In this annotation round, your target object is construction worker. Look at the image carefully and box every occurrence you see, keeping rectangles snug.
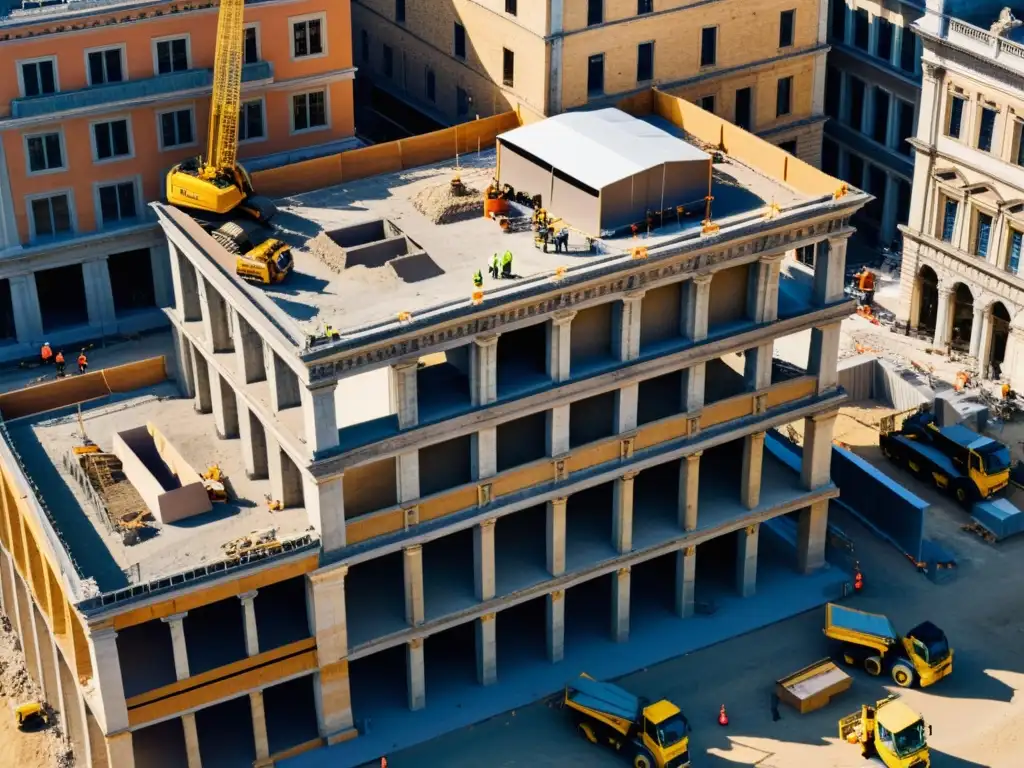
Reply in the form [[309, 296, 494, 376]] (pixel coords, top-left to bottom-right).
[[77, 349, 88, 375], [473, 270, 483, 288], [40, 341, 53, 366], [54, 350, 65, 377], [501, 250, 513, 278], [554, 227, 569, 253], [854, 267, 875, 308], [490, 253, 500, 279]]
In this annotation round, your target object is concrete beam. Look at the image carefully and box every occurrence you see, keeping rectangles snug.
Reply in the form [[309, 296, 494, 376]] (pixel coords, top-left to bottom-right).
[[233, 313, 266, 384], [470, 334, 499, 406], [404, 545, 425, 626], [736, 524, 759, 598], [306, 566, 349, 666], [614, 291, 645, 362], [547, 310, 576, 383], [546, 497, 566, 576], [250, 690, 270, 760], [801, 411, 837, 490], [675, 546, 696, 618], [683, 273, 713, 341], [614, 383, 639, 434], [9, 274, 43, 344], [197, 275, 232, 353], [240, 590, 259, 657], [210, 372, 239, 439], [302, 383, 340, 456], [682, 362, 706, 411], [611, 566, 630, 643], [678, 452, 701, 531], [812, 236, 848, 306], [407, 638, 426, 711], [83, 258, 117, 335], [546, 590, 565, 663], [397, 451, 420, 504], [471, 427, 497, 481], [304, 474, 346, 554], [809, 322, 841, 394], [797, 499, 829, 574], [741, 432, 765, 510], [161, 612, 190, 680], [392, 362, 419, 429], [546, 404, 570, 456], [475, 613, 497, 686], [238, 404, 269, 479], [744, 344, 773, 391], [612, 472, 636, 554], [474, 518, 496, 601], [86, 626, 129, 733], [182, 712, 202, 768]]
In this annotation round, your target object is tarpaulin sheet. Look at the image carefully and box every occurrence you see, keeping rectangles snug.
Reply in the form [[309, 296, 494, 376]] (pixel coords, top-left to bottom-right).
[[828, 604, 897, 641]]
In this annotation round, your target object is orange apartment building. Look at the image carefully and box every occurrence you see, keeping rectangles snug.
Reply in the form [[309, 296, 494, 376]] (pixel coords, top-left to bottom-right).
[[0, 0, 356, 363]]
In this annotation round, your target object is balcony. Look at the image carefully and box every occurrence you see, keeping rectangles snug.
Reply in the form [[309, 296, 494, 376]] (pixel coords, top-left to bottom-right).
[[917, 9, 1024, 76]]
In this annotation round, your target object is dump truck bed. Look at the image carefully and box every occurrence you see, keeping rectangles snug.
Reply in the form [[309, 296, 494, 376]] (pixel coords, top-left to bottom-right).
[[888, 435, 960, 476], [565, 675, 642, 723], [825, 603, 898, 652], [776, 658, 852, 714]]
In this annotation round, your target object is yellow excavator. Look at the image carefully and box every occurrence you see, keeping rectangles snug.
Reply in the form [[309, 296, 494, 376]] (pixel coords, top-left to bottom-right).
[[165, 0, 292, 285]]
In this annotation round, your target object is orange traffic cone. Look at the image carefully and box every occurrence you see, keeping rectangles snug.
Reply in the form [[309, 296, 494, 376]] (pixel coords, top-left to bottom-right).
[[381, 759, 388, 768], [853, 562, 864, 593], [718, 704, 729, 726]]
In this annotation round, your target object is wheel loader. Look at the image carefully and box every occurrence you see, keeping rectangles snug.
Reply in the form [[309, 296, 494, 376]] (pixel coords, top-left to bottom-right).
[[838, 695, 931, 767]]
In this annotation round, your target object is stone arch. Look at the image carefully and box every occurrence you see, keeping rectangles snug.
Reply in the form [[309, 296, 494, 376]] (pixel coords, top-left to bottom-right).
[[987, 301, 1013, 377], [911, 264, 939, 333], [948, 282, 975, 351], [932, 167, 968, 187]]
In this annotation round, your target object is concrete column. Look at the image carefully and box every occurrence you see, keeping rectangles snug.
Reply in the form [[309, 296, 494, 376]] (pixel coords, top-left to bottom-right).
[[741, 432, 765, 510], [238, 404, 268, 479], [197, 276, 232, 353], [678, 451, 701, 531], [809, 322, 842, 394], [615, 291, 645, 361], [474, 518, 496, 601], [396, 451, 420, 503], [812, 236, 849, 306], [470, 334, 499, 406], [210, 372, 239, 439], [9, 274, 43, 344], [182, 712, 202, 768], [969, 305, 986, 360], [736, 524, 759, 598], [268, 349, 302, 412], [233, 314, 265, 384], [614, 382, 639, 433], [240, 590, 259, 656], [612, 472, 636, 554], [407, 637, 426, 710], [250, 690, 270, 760], [173, 327, 195, 398], [302, 383, 340, 456], [797, 499, 829, 574], [190, 347, 212, 414], [149, 242, 174, 308], [404, 545, 425, 626], [314, 661, 354, 741], [933, 288, 953, 349], [747, 254, 783, 323], [802, 411, 837, 489], [173, 248, 203, 321], [546, 590, 565, 662], [546, 405, 570, 456], [611, 566, 630, 643], [162, 612, 190, 680], [547, 310, 576, 382], [306, 566, 349, 671], [546, 497, 567, 576], [675, 546, 696, 618], [683, 273, 713, 341], [304, 474, 345, 553], [682, 361, 706, 411], [392, 361, 419, 429], [267, 435, 303, 508], [83, 258, 117, 334], [475, 613, 497, 686], [471, 427, 497, 480], [87, 626, 129, 732], [106, 732, 136, 768], [744, 343, 774, 391]]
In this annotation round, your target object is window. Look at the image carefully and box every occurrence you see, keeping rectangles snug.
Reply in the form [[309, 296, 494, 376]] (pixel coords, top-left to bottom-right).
[[822, 137, 839, 175], [825, 65, 841, 119], [1017, 122, 1024, 166], [897, 100, 915, 156], [830, 0, 845, 41], [947, 96, 965, 138], [239, 99, 265, 142], [637, 42, 654, 83], [30, 193, 72, 239], [780, 139, 797, 155], [900, 29, 917, 74], [154, 36, 189, 75], [587, 0, 602, 26], [396, 0, 405, 23], [877, 18, 893, 62], [796, 244, 815, 265], [93, 118, 131, 161], [19, 58, 57, 98], [383, 44, 394, 78], [159, 108, 194, 149], [700, 27, 717, 67], [505, 0, 517, 15], [25, 132, 63, 173], [978, 106, 997, 152], [866, 165, 886, 223], [897, 179, 911, 225], [779, 10, 795, 48], [456, 86, 470, 117], [502, 48, 515, 87], [637, 0, 653, 14], [735, 87, 752, 130], [854, 9, 869, 50], [292, 91, 327, 132], [426, 69, 436, 102], [776, 76, 792, 117], [244, 26, 260, 65], [873, 87, 890, 144], [292, 16, 324, 58], [1009, 229, 1023, 274], [847, 153, 864, 186], [454, 22, 466, 59], [941, 198, 958, 242], [98, 180, 137, 225], [698, 94, 715, 113], [87, 47, 124, 85], [360, 30, 370, 63], [848, 76, 865, 130], [587, 54, 604, 96], [975, 211, 993, 257]]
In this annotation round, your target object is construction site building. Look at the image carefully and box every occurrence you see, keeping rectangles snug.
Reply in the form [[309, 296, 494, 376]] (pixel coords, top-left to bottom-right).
[[0, 91, 867, 768], [0, 0, 356, 364], [351, 0, 830, 166], [898, 1, 1024, 389]]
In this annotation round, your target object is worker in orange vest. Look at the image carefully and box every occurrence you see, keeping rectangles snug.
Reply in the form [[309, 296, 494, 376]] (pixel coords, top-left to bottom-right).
[[40, 341, 53, 366], [854, 268, 875, 308], [54, 350, 65, 377], [77, 350, 88, 375]]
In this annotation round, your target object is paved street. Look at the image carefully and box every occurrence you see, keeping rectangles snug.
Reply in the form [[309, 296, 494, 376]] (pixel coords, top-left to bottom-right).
[[378, 449, 1024, 768]]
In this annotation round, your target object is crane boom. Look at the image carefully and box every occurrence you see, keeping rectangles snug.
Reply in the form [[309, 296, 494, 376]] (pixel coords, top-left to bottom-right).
[[207, 0, 245, 171]]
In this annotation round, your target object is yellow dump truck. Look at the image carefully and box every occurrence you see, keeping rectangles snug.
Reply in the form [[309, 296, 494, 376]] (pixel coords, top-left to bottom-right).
[[839, 695, 931, 767], [824, 603, 953, 688], [563, 673, 691, 768]]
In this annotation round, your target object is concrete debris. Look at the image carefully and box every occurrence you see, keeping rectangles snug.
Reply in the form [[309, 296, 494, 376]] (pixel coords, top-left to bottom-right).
[[306, 232, 348, 275], [412, 180, 483, 225]]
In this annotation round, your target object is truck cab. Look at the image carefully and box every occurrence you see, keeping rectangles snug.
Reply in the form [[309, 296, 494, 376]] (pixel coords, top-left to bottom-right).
[[839, 696, 931, 768]]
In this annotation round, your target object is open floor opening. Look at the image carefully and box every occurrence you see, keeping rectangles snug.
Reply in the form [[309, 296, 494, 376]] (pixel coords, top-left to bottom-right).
[[423, 527, 476, 621], [417, 346, 471, 423], [565, 482, 615, 571], [633, 460, 681, 550], [569, 390, 616, 448], [497, 322, 549, 397], [346, 551, 405, 647], [195, 694, 256, 768], [494, 503, 547, 596], [264, 675, 319, 754], [37, 264, 88, 332], [570, 303, 615, 377], [109, 249, 157, 316], [350, 643, 407, 722]]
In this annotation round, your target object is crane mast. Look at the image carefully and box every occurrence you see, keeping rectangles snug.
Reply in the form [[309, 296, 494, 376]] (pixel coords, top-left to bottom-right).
[[207, 0, 244, 172]]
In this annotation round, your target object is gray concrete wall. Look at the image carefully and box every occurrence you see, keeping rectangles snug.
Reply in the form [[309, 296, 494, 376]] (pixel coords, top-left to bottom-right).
[[496, 411, 547, 471], [570, 303, 613, 366], [328, 219, 388, 248], [345, 457, 398, 517], [708, 263, 750, 328], [345, 238, 411, 269], [419, 435, 472, 497], [640, 283, 682, 348]]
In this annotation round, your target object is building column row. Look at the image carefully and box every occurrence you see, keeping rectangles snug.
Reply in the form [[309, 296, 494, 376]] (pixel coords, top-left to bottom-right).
[[812, 235, 850, 306], [681, 274, 713, 410], [307, 566, 355, 742], [802, 410, 838, 490]]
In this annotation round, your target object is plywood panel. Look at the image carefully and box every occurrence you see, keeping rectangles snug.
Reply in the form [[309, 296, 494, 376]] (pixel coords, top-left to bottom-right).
[[345, 508, 404, 544], [344, 458, 397, 518], [418, 486, 478, 523], [701, 394, 754, 429]]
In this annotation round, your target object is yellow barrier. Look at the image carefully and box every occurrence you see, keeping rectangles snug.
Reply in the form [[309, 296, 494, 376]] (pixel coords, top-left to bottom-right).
[[252, 112, 523, 199]]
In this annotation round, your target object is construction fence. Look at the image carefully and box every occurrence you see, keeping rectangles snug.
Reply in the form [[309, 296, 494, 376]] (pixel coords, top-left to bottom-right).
[[0, 356, 168, 421], [617, 89, 846, 200], [252, 111, 523, 199]]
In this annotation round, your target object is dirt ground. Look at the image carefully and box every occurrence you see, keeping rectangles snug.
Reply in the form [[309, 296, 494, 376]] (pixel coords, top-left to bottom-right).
[[0, 617, 73, 768]]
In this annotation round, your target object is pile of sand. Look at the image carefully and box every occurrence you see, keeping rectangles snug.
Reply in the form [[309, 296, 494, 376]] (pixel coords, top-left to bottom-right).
[[412, 180, 483, 224], [306, 232, 348, 274]]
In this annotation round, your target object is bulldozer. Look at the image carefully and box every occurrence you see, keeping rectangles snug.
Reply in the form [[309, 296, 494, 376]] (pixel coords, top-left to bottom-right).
[[212, 221, 293, 285], [838, 695, 931, 767], [202, 465, 229, 503]]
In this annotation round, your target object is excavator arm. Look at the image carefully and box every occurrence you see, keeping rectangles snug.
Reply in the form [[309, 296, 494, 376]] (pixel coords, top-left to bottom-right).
[[207, 0, 245, 174]]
